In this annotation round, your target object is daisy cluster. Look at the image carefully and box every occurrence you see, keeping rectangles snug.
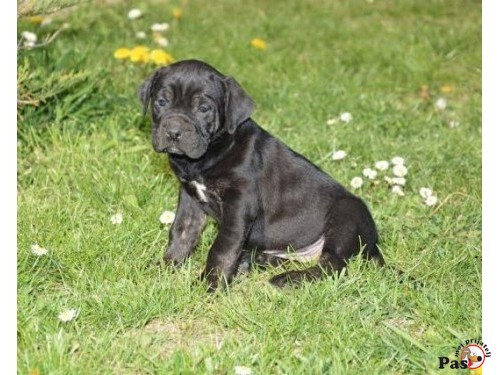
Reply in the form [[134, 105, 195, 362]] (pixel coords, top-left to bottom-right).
[[113, 8, 180, 66], [327, 112, 439, 207], [347, 157, 407, 192], [331, 151, 438, 206]]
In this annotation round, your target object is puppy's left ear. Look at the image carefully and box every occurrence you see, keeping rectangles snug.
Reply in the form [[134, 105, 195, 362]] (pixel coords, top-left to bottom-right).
[[138, 76, 153, 116], [224, 77, 255, 134]]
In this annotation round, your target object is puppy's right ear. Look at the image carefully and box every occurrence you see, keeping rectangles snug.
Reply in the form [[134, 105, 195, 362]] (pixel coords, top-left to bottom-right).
[[138, 76, 153, 116], [139, 68, 169, 116]]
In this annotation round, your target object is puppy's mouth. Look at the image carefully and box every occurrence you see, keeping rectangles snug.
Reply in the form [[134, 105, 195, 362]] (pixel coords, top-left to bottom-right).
[[161, 146, 183, 155], [154, 138, 208, 159]]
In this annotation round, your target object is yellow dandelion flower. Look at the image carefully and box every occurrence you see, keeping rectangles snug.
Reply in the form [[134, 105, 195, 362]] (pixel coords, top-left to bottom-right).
[[130, 46, 150, 63], [440, 85, 453, 94], [172, 7, 183, 20], [149, 49, 175, 65], [113, 48, 131, 60], [250, 38, 267, 51], [27, 16, 44, 24]]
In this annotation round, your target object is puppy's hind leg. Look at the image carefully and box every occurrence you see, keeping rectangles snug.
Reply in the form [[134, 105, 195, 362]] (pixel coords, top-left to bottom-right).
[[237, 250, 291, 274], [268, 251, 346, 287], [269, 197, 381, 287]]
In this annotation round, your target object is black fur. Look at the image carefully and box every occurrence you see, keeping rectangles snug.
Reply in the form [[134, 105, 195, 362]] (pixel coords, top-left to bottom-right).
[[139, 59, 385, 291]]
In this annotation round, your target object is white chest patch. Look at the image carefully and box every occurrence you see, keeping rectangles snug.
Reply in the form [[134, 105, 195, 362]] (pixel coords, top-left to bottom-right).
[[190, 181, 208, 202]]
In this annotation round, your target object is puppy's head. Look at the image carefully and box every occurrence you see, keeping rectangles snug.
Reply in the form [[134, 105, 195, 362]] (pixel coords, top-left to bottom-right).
[[138, 60, 254, 159]]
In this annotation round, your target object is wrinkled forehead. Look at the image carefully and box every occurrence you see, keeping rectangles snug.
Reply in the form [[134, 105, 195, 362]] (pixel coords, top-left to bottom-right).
[[152, 65, 226, 101]]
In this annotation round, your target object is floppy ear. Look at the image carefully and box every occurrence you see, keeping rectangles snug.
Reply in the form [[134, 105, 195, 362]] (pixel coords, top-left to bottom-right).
[[138, 68, 166, 116], [224, 77, 255, 134], [138, 76, 153, 116]]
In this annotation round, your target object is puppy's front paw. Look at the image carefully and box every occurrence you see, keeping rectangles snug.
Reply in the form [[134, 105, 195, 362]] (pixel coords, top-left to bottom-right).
[[199, 269, 229, 292], [163, 250, 186, 267]]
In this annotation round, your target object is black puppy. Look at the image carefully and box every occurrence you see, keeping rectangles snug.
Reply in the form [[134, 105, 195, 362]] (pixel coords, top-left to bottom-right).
[[139, 60, 385, 290]]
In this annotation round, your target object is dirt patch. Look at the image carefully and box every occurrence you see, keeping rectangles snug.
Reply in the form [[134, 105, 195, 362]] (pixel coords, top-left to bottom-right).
[[125, 316, 227, 358], [385, 316, 426, 338]]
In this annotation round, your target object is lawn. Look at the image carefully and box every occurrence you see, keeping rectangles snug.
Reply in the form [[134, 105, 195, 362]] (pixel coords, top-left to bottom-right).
[[17, 0, 482, 374]]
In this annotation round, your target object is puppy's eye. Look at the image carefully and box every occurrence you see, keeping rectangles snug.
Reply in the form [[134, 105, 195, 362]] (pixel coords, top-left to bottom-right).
[[198, 104, 210, 113], [156, 98, 168, 107]]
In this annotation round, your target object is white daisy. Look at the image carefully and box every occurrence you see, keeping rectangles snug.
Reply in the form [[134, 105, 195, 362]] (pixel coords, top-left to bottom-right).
[[391, 185, 405, 196], [110, 213, 123, 225], [21, 31, 37, 43], [435, 97, 447, 110], [350, 176, 363, 189], [159, 210, 175, 225], [419, 187, 433, 199], [331, 150, 347, 160], [362, 168, 377, 180], [391, 156, 405, 166], [449, 120, 460, 128], [374, 160, 389, 171], [31, 244, 48, 256], [151, 23, 169, 32], [326, 118, 337, 126], [391, 177, 406, 186], [135, 31, 147, 39], [155, 37, 169, 47], [424, 195, 438, 206], [392, 164, 408, 177], [58, 308, 78, 322], [234, 366, 252, 375], [339, 112, 353, 123], [127, 8, 142, 20]]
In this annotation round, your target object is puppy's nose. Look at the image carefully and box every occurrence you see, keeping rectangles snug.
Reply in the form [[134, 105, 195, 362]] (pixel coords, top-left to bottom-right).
[[167, 129, 181, 141]]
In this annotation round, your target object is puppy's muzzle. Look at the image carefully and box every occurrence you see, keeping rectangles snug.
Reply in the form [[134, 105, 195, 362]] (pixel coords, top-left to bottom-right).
[[162, 115, 191, 141], [152, 115, 208, 159]]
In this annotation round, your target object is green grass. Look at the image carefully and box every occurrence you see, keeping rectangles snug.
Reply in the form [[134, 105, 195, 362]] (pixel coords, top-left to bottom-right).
[[17, 0, 481, 373]]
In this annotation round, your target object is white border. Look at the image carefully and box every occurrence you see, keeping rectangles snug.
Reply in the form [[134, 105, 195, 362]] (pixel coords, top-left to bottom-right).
[[4, 1, 17, 373], [483, 0, 498, 373]]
